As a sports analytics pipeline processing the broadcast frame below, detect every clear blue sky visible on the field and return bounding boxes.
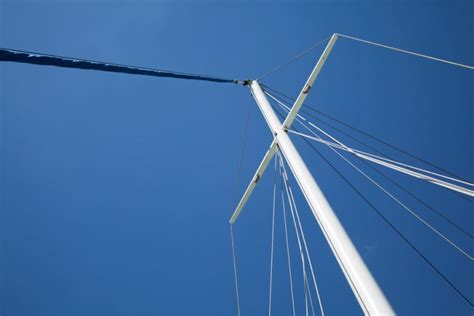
[1,0,472,315]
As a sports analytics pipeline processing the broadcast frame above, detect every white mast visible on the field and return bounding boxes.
[230,34,394,315]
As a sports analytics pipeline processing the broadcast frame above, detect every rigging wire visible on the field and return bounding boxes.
[279,153,311,316]
[304,121,473,188]
[269,103,474,307]
[0,47,243,84]
[294,109,473,239]
[294,127,474,260]
[278,152,325,316]
[269,93,473,259]
[265,90,474,197]
[303,133,474,306]
[281,168,297,316]
[268,158,277,316]
[291,126,474,197]
[262,84,474,204]
[259,32,472,83]
[257,36,331,80]
[230,225,241,316]
[337,34,474,70]
[260,84,473,185]
[279,152,312,316]
[229,101,252,316]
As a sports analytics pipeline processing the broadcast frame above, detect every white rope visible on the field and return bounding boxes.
[305,274,316,316]
[267,89,474,197]
[279,153,325,316]
[268,157,277,316]
[288,128,474,197]
[281,163,297,316]
[288,185,324,316]
[290,117,474,261]
[265,90,474,190]
[230,224,241,316]
[338,33,474,70]
[278,154,310,316]
[306,121,474,188]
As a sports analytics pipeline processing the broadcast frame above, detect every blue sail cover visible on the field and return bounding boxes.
[0,48,239,84]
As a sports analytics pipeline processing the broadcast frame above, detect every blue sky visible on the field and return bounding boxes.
[0,0,472,315]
